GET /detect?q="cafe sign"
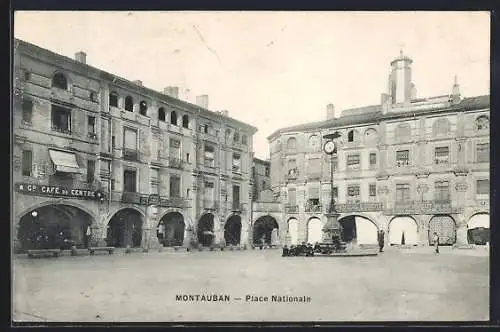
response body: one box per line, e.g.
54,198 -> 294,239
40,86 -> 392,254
15,182 -> 105,201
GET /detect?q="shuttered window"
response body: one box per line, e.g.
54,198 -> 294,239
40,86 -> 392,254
22,150 -> 32,176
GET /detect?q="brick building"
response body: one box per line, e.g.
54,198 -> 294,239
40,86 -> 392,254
12,39 -> 257,252
266,51 -> 489,247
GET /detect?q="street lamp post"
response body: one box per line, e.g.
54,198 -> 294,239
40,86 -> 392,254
322,132 -> 341,244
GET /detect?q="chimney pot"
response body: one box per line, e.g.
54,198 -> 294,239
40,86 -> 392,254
75,51 -> 87,64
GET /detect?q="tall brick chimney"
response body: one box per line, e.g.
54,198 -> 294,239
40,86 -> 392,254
196,95 -> 209,109
75,51 -> 87,64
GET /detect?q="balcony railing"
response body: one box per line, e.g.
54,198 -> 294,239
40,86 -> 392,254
286,168 -> 299,181
51,126 -> 72,135
169,157 -> 183,169
157,196 -> 189,208
335,202 -> 384,213
123,148 -> 139,161
388,200 -> 461,215
285,205 -> 299,213
122,191 -> 142,204
305,204 -> 322,213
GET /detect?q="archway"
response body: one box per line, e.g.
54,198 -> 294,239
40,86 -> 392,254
107,208 -> 143,248
197,213 -> 215,247
17,204 -> 93,251
158,212 -> 185,247
253,215 -> 279,245
287,218 -> 299,245
467,213 -> 490,245
388,216 -> 418,246
224,215 -> 242,245
307,217 -> 322,244
338,215 -> 378,244
428,215 -> 456,245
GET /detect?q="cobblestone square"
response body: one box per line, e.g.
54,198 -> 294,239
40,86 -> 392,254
13,247 -> 489,323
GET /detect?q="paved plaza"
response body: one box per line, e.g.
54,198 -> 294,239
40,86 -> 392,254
13,246 -> 489,323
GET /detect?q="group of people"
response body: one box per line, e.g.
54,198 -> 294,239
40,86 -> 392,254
282,242 -> 322,257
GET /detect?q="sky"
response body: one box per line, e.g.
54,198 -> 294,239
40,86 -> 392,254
14,11 -> 490,159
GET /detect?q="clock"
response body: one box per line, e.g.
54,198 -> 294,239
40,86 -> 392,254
323,141 -> 336,154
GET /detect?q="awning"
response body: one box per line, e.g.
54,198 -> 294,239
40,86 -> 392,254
49,149 -> 82,173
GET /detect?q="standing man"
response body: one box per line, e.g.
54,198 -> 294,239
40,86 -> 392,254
433,232 -> 440,254
378,229 -> 385,253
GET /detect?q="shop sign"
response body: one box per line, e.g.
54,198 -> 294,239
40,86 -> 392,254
14,182 -> 105,201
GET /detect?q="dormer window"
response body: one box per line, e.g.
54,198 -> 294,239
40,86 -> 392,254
52,72 -> 68,90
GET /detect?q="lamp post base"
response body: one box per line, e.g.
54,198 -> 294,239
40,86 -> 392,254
322,212 -> 341,244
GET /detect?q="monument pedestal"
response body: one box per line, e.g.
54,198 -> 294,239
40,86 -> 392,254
322,212 -> 341,244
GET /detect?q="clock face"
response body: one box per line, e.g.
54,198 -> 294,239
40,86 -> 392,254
323,141 -> 336,154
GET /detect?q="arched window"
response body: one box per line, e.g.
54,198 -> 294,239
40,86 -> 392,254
52,72 -> 68,90
125,96 -> 134,112
139,101 -> 148,116
286,137 -> 297,152
182,115 -> 189,128
432,118 -> 451,136
109,92 -> 118,107
364,128 -> 379,146
158,107 -> 166,122
242,135 -> 248,145
475,115 -> 489,131
171,111 -> 178,125
395,123 -> 411,143
308,135 -> 320,151
347,130 -> 358,143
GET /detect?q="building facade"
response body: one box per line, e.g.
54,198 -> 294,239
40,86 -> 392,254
267,52 -> 490,247
252,157 -> 271,202
12,39 -> 257,252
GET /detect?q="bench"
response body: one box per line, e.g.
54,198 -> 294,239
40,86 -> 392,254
88,247 -> 115,255
27,249 -> 62,258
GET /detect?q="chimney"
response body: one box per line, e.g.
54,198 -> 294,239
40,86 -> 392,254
326,104 -> 335,120
410,83 -> 417,100
196,95 -> 209,109
75,51 -> 87,64
132,80 -> 142,86
222,110 -> 229,117
451,75 -> 461,104
163,86 -> 179,99
389,49 -> 413,104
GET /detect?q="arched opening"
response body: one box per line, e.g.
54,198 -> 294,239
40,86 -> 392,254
224,215 -> 242,245
52,73 -> 68,90
158,212 -> 185,247
171,111 -> 178,126
253,215 -> 279,245
125,96 -> 134,112
307,217 -> 322,244
388,216 -> 418,246
347,130 -> 355,142
139,101 -> 148,116
428,215 -> 456,245
158,107 -> 166,121
106,209 -> 143,248
467,213 -> 490,245
182,115 -> 189,128
17,205 -> 93,251
197,213 -> 215,246
475,115 -> 489,131
109,91 -> 118,107
338,215 -> 378,244
286,137 -> 297,152
287,218 -> 298,245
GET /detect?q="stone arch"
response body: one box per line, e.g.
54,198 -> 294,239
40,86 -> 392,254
428,215 -> 456,245
197,212 -> 216,246
306,217 -> 323,244
17,203 -> 96,251
157,211 -> 185,247
287,217 -> 299,245
467,212 -> 490,245
338,214 -> 379,244
224,214 -> 242,245
364,128 -> 379,146
51,71 -> 70,90
15,199 -> 98,226
105,205 -> 146,226
388,215 -> 419,246
253,215 -> 279,245
286,137 -> 297,151
106,208 -> 145,248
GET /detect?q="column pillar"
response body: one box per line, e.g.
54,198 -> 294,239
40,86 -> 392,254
145,205 -> 161,250
91,224 -> 107,247
456,222 -> 468,246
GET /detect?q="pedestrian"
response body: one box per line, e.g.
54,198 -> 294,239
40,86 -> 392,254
433,232 -> 440,254
378,229 -> 385,253
282,245 -> 289,257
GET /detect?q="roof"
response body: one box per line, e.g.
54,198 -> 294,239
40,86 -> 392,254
14,39 -> 258,134
267,95 -> 489,141
253,157 -> 270,165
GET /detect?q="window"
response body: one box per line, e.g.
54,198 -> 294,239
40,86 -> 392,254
186,153 -> 190,163
286,137 -> 297,152
204,124 -> 209,134
139,101 -> 148,116
287,159 -> 297,178
434,146 -> 449,165
52,73 -> 68,90
232,154 -> 241,172
111,136 -> 116,149
476,179 -> 489,195
22,100 -> 33,123
51,104 -> 71,134
100,160 -> 111,173
262,181 -> 267,190
432,118 -> 451,136
87,160 -> 95,183
150,168 -> 159,194
232,185 -> 240,209
476,115 -> 489,131
123,170 -> 137,192
169,138 -> 181,159
234,132 -> 240,143
170,176 -> 181,198
204,144 -> 215,167
364,128 -> 379,146
369,184 -> 377,197
396,150 -> 409,167
476,143 -> 489,163
90,91 -> 98,102
395,123 -> 411,143
332,187 -> 338,198
308,135 -> 320,151
111,179 -> 116,190
158,107 -> 166,121
265,167 -> 270,177
395,183 -> 411,202
123,128 -> 137,151
434,181 -> 450,202
347,185 -> 360,200
170,111 -> 178,125
109,92 -> 118,107
242,135 -> 248,145
24,70 -> 31,81
369,153 -> 377,169
21,150 -> 32,176
182,115 -> 189,128
288,188 -> 297,204
125,96 -> 134,112
88,116 -> 96,136
347,154 -> 360,170
347,130 -> 355,142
